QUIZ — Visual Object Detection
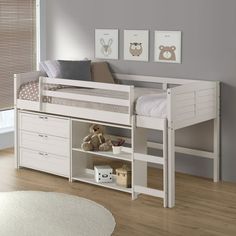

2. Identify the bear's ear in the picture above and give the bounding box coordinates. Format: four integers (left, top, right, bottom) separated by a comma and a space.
159, 45, 164, 50
171, 46, 176, 51
89, 124, 95, 133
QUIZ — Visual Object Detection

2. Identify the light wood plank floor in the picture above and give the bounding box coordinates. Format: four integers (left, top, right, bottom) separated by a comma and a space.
1, 149, 236, 236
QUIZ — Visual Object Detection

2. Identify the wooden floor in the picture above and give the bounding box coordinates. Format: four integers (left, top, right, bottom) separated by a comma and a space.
1, 149, 236, 236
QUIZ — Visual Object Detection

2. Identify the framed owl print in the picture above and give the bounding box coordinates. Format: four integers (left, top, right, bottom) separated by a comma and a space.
154, 31, 182, 63
95, 29, 118, 60
124, 30, 149, 61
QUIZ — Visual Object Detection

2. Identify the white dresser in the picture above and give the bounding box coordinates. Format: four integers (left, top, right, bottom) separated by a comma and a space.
18, 111, 70, 177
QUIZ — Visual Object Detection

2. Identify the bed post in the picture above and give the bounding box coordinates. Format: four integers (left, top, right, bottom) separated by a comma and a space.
213, 82, 220, 182
167, 88, 175, 208
14, 74, 19, 169
38, 76, 43, 111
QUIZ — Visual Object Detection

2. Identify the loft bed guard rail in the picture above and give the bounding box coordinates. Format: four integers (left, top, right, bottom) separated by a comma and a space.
38, 76, 134, 125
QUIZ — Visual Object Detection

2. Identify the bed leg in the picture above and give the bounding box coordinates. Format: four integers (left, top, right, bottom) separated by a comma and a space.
14, 108, 19, 169
168, 127, 175, 208
163, 121, 168, 208
213, 118, 220, 182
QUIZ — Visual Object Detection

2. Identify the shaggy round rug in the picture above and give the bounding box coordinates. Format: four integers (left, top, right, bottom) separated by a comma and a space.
0, 191, 116, 236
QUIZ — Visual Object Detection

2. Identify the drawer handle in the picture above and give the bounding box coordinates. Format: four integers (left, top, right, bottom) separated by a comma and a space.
38, 116, 48, 120
38, 152, 48, 157
38, 134, 48, 138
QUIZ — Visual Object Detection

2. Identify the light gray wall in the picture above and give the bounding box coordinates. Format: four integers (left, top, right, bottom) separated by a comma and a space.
40, 0, 236, 182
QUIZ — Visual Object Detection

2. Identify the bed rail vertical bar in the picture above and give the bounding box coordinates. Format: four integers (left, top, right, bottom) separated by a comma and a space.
129, 86, 134, 125
167, 88, 175, 208
213, 82, 220, 182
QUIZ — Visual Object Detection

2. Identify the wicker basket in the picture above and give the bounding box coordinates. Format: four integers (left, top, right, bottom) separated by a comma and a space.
116, 165, 131, 188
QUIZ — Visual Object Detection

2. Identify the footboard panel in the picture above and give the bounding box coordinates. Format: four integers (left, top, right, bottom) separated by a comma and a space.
168, 81, 219, 129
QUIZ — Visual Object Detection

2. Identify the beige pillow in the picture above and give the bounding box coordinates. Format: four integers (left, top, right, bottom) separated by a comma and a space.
91, 62, 115, 84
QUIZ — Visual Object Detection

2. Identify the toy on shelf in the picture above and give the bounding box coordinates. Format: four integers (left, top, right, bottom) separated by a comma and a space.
111, 138, 125, 154
94, 165, 113, 183
81, 124, 112, 151
116, 165, 131, 188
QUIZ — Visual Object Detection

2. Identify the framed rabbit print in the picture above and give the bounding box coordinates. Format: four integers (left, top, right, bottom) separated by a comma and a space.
124, 30, 149, 61
95, 29, 118, 60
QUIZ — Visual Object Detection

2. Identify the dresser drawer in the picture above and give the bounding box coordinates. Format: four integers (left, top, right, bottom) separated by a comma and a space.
20, 148, 69, 177
20, 131, 70, 157
19, 112, 70, 138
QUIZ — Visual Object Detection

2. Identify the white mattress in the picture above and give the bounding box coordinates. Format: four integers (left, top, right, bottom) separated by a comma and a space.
135, 93, 167, 118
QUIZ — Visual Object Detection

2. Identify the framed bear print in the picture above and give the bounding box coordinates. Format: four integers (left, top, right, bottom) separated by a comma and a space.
95, 29, 118, 60
124, 30, 149, 61
154, 31, 182, 63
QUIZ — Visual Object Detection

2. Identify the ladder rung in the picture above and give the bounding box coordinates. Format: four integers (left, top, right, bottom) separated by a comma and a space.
134, 153, 164, 165
134, 185, 165, 198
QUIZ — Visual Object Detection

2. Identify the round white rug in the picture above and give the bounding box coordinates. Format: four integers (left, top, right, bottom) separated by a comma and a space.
0, 191, 116, 236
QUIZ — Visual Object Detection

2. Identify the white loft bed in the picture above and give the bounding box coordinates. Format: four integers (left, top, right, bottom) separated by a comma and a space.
14, 72, 220, 208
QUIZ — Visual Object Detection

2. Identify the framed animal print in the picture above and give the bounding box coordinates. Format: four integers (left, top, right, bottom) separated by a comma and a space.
154, 31, 182, 63
95, 29, 118, 60
124, 30, 149, 61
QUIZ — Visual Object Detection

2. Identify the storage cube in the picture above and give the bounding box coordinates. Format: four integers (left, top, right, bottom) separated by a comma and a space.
94, 165, 113, 183
116, 165, 131, 188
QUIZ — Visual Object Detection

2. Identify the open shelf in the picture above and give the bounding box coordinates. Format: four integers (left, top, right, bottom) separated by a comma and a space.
72, 148, 132, 162
72, 172, 132, 194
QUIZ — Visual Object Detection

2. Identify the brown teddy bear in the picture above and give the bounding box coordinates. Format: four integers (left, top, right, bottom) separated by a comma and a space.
81, 124, 112, 151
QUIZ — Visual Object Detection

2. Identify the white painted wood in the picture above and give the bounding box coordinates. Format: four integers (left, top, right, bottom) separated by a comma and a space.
69, 118, 72, 182
134, 153, 164, 165
19, 131, 70, 157
14, 72, 221, 207
14, 71, 42, 91
110, 134, 215, 159
19, 111, 70, 138
173, 113, 216, 130
17, 100, 40, 111
129, 86, 134, 124
42, 77, 134, 92
73, 148, 132, 162
167, 88, 175, 208
71, 117, 132, 130
72, 172, 132, 194
213, 82, 220, 182
14, 108, 19, 169
114, 73, 201, 85
43, 90, 130, 106
132, 124, 147, 199
134, 185, 165, 198
136, 116, 165, 130
163, 120, 168, 208
20, 148, 69, 177
168, 127, 175, 208
42, 103, 131, 125
38, 76, 43, 111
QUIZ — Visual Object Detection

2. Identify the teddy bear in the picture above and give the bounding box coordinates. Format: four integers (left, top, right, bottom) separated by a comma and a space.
81, 124, 112, 152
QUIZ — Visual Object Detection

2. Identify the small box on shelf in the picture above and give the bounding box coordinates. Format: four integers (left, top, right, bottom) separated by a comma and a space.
116, 165, 132, 188
94, 165, 113, 183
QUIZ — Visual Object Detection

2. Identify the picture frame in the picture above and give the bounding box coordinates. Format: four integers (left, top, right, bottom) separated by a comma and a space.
154, 31, 182, 63
95, 29, 118, 60
124, 30, 149, 61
